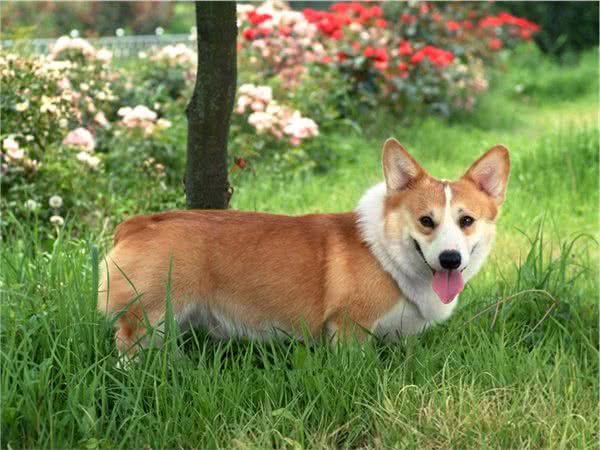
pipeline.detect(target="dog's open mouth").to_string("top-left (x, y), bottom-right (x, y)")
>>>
top-left (413, 239), bottom-right (464, 304)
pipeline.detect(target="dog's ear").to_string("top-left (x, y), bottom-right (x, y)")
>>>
top-left (462, 145), bottom-right (510, 203)
top-left (382, 138), bottom-right (426, 192)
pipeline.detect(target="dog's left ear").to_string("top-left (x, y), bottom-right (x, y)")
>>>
top-left (462, 145), bottom-right (510, 204)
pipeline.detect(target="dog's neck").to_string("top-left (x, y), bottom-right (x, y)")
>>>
top-left (355, 182), bottom-right (457, 323)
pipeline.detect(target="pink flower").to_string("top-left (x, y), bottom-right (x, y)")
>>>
top-left (118, 105), bottom-right (159, 134)
top-left (57, 78), bottom-right (72, 90)
top-left (283, 115), bottom-right (319, 144)
top-left (94, 112), bottom-right (109, 128)
top-left (63, 127), bottom-right (96, 152)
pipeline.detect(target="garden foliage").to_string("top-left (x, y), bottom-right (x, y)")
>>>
top-left (1, 1), bottom-right (538, 233)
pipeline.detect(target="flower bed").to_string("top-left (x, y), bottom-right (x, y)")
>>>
top-left (0, 1), bottom-right (538, 233)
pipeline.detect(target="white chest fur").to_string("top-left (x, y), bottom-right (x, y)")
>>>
top-left (372, 297), bottom-right (431, 341)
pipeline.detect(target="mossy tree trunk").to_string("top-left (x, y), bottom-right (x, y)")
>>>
top-left (185, 1), bottom-right (237, 209)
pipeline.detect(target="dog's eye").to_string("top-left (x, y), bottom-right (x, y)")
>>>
top-left (419, 216), bottom-right (435, 228)
top-left (460, 216), bottom-right (475, 228)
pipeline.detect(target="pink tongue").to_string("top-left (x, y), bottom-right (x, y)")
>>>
top-left (432, 271), bottom-right (464, 304)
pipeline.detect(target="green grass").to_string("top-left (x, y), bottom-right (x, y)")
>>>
top-left (2, 48), bottom-right (598, 448)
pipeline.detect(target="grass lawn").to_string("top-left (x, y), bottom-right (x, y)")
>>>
top-left (2, 48), bottom-right (598, 448)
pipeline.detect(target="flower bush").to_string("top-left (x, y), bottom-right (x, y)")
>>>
top-left (1, 1), bottom-right (539, 234)
top-left (239, 1), bottom-right (539, 116)
top-left (131, 44), bottom-right (197, 105)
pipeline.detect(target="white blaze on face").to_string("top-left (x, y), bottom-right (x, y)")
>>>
top-left (423, 183), bottom-right (469, 272)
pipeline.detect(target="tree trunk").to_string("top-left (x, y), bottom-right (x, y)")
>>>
top-left (185, 1), bottom-right (237, 209)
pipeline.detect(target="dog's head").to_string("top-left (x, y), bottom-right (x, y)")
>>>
top-left (381, 138), bottom-right (510, 304)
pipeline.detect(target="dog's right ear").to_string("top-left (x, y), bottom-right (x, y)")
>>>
top-left (462, 144), bottom-right (510, 204)
top-left (382, 138), bottom-right (425, 192)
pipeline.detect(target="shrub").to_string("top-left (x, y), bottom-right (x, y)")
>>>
top-left (135, 44), bottom-right (196, 104)
top-left (238, 1), bottom-right (539, 117)
top-left (497, 2), bottom-right (599, 57)
top-left (1, 3), bottom-right (543, 233)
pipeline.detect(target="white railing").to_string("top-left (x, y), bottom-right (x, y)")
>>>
top-left (1, 34), bottom-right (196, 59)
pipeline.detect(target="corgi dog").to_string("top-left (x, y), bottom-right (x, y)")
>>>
top-left (98, 139), bottom-right (509, 355)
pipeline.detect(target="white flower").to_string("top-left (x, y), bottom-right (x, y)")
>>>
top-left (76, 151), bottom-right (90, 162)
top-left (6, 147), bottom-right (25, 160)
top-left (59, 118), bottom-right (69, 128)
top-left (50, 215), bottom-right (64, 227)
top-left (80, 82), bottom-right (89, 92)
top-left (116, 28), bottom-right (125, 37)
top-left (49, 195), bottom-right (63, 208)
top-left (76, 151), bottom-right (100, 169)
top-left (15, 101), bottom-right (29, 112)
top-left (25, 199), bottom-right (39, 210)
top-left (50, 36), bottom-right (96, 61)
top-left (3, 136), bottom-right (19, 153)
top-left (96, 48), bottom-right (113, 63)
top-left (86, 155), bottom-right (100, 169)
top-left (156, 118), bottom-right (171, 129)
top-left (40, 96), bottom-right (57, 114)
top-left (3, 136), bottom-right (25, 160)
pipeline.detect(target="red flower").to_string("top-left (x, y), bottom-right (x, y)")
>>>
top-left (410, 45), bottom-right (454, 67)
top-left (364, 47), bottom-right (388, 62)
top-left (446, 20), bottom-right (461, 31)
top-left (400, 13), bottom-right (415, 24)
top-left (247, 11), bottom-right (272, 26)
top-left (398, 62), bottom-right (407, 71)
top-left (338, 51), bottom-right (347, 61)
top-left (432, 12), bottom-right (440, 21)
top-left (479, 12), bottom-right (540, 32)
top-left (321, 55), bottom-right (332, 64)
top-left (479, 16), bottom-right (503, 28)
top-left (446, 20), bottom-right (460, 31)
top-left (331, 3), bottom-right (352, 13)
top-left (242, 28), bottom-right (258, 41)
top-left (279, 26), bottom-right (292, 37)
top-left (410, 52), bottom-right (424, 64)
top-left (352, 42), bottom-right (361, 50)
top-left (375, 18), bottom-right (388, 28)
top-left (234, 157), bottom-right (247, 170)
top-left (399, 41), bottom-right (413, 56)
top-left (374, 48), bottom-right (388, 62)
top-left (332, 29), bottom-right (344, 40)
top-left (488, 38), bottom-right (503, 50)
top-left (370, 5), bottom-right (383, 18)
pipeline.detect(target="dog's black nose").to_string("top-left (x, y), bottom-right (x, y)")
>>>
top-left (439, 250), bottom-right (461, 270)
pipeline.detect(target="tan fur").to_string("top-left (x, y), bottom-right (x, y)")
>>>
top-left (99, 211), bottom-right (402, 353)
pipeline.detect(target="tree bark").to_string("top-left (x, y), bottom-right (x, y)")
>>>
top-left (185, 1), bottom-right (237, 209)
